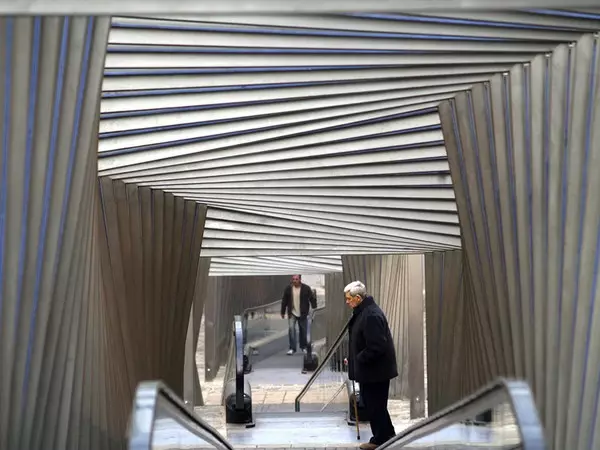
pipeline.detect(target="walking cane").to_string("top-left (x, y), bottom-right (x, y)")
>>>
top-left (352, 380), bottom-right (361, 440)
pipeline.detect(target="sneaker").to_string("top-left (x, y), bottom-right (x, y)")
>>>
top-left (359, 443), bottom-right (377, 450)
top-left (287, 349), bottom-right (295, 355)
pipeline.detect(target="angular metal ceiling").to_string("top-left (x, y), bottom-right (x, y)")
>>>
top-left (96, 9), bottom-right (600, 275)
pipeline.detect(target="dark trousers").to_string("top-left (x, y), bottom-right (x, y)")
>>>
top-left (288, 315), bottom-right (308, 351)
top-left (361, 380), bottom-right (395, 445)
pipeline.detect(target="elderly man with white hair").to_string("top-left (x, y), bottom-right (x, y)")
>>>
top-left (345, 280), bottom-right (397, 450)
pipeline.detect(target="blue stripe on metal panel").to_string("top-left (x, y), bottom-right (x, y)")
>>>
top-left (557, 45), bottom-right (574, 350)
top-left (107, 45), bottom-right (481, 55)
top-left (501, 73), bottom-right (524, 341)
top-left (22, 16), bottom-right (70, 406)
top-left (107, 44), bottom-right (524, 55)
top-left (54, 18), bottom-right (95, 311)
top-left (542, 56), bottom-right (550, 345)
top-left (348, 12), bottom-right (583, 32)
top-left (98, 105), bottom-right (438, 139)
top-left (0, 18), bottom-right (14, 332)
top-left (527, 9), bottom-right (600, 21)
top-left (100, 139), bottom-right (447, 163)
top-left (467, 91), bottom-right (500, 367)
top-left (101, 79), bottom-right (395, 98)
top-left (574, 36), bottom-right (598, 438)
top-left (110, 19), bottom-right (528, 42)
top-left (97, 123), bottom-right (442, 159)
top-left (523, 64), bottom-right (534, 320)
top-left (103, 65), bottom-right (443, 76)
top-left (586, 201), bottom-right (600, 447)
top-left (15, 18), bottom-right (42, 349)
top-left (99, 93), bottom-right (446, 119)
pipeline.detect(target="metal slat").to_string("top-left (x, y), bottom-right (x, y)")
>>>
top-left (95, 13), bottom-right (600, 261)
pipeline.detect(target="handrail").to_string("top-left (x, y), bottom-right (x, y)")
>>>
top-left (221, 334), bottom-right (236, 405)
top-left (242, 287), bottom-right (320, 317)
top-left (221, 316), bottom-right (245, 405)
top-left (221, 298), bottom-right (281, 400)
top-left (243, 299), bottom-right (280, 316)
top-left (128, 380), bottom-right (234, 450)
top-left (310, 303), bottom-right (326, 317)
top-left (379, 378), bottom-right (545, 450)
top-left (294, 319), bottom-right (350, 411)
top-left (242, 299), bottom-right (282, 346)
top-left (233, 316), bottom-right (244, 410)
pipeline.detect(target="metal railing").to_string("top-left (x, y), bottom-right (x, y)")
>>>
top-left (127, 381), bottom-right (233, 450)
top-left (241, 300), bottom-right (284, 350)
top-left (381, 378), bottom-right (545, 450)
top-left (294, 320), bottom-right (350, 412)
top-left (221, 336), bottom-right (236, 406)
top-left (222, 297), bottom-right (327, 403)
top-left (221, 299), bottom-right (284, 403)
top-left (221, 315), bottom-right (254, 425)
top-left (221, 316), bottom-right (246, 405)
top-left (308, 304), bottom-right (327, 348)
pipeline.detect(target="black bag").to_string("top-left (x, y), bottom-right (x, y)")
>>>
top-left (346, 381), bottom-right (369, 423)
top-left (302, 352), bottom-right (319, 372)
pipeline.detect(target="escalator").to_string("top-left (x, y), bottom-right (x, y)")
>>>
top-left (127, 376), bottom-right (546, 449)
top-left (127, 313), bottom-right (547, 449)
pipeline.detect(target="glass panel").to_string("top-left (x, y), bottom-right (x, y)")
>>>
top-left (381, 380), bottom-right (545, 450)
top-left (242, 292), bottom-right (325, 358)
top-left (223, 299), bottom-right (328, 406)
top-left (128, 382), bottom-right (232, 450)
top-left (309, 306), bottom-right (327, 347)
top-left (221, 336), bottom-right (236, 404)
top-left (295, 326), bottom-right (350, 412)
top-left (243, 301), bottom-right (286, 353)
top-left (151, 394), bottom-right (219, 449)
top-left (397, 400), bottom-right (521, 448)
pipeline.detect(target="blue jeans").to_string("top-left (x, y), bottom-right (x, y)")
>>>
top-left (288, 315), bottom-right (308, 351)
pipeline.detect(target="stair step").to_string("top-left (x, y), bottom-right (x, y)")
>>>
top-left (226, 411), bottom-right (370, 448)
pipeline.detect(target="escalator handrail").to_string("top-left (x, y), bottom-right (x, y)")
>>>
top-left (128, 380), bottom-right (234, 450)
top-left (233, 315), bottom-right (244, 410)
top-left (294, 319), bottom-right (350, 411)
top-left (221, 334), bottom-right (236, 405)
top-left (242, 299), bottom-right (280, 316)
top-left (242, 288), bottom-right (322, 318)
top-left (243, 299), bottom-right (325, 318)
top-left (378, 378), bottom-right (545, 450)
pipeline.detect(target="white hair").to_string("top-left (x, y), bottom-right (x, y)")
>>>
top-left (344, 281), bottom-right (367, 299)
